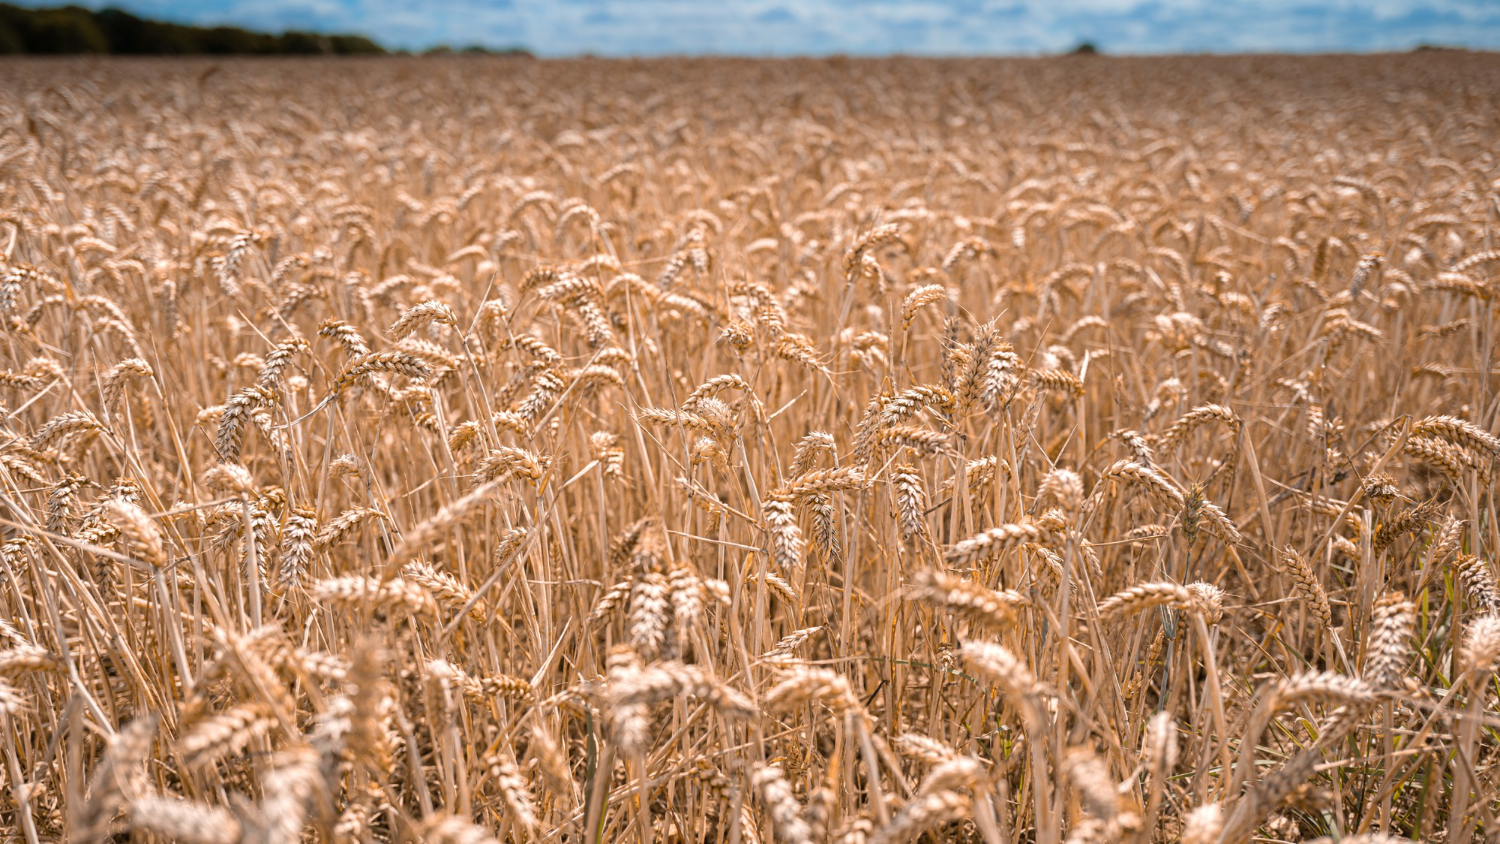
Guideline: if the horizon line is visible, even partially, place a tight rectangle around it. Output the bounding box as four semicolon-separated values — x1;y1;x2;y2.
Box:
3;46;1495;59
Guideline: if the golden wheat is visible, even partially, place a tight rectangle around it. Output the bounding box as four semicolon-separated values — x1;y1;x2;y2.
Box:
0;52;1496;844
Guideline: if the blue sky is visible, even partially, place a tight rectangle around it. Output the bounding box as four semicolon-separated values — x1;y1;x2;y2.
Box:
25;0;1500;55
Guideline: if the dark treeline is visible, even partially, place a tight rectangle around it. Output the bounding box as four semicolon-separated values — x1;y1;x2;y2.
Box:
0;4;386;54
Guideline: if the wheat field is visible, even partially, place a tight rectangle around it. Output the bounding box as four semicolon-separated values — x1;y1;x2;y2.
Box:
1;52;1499;843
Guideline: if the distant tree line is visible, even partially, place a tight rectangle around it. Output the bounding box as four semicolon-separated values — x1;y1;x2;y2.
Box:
0;4;387;54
